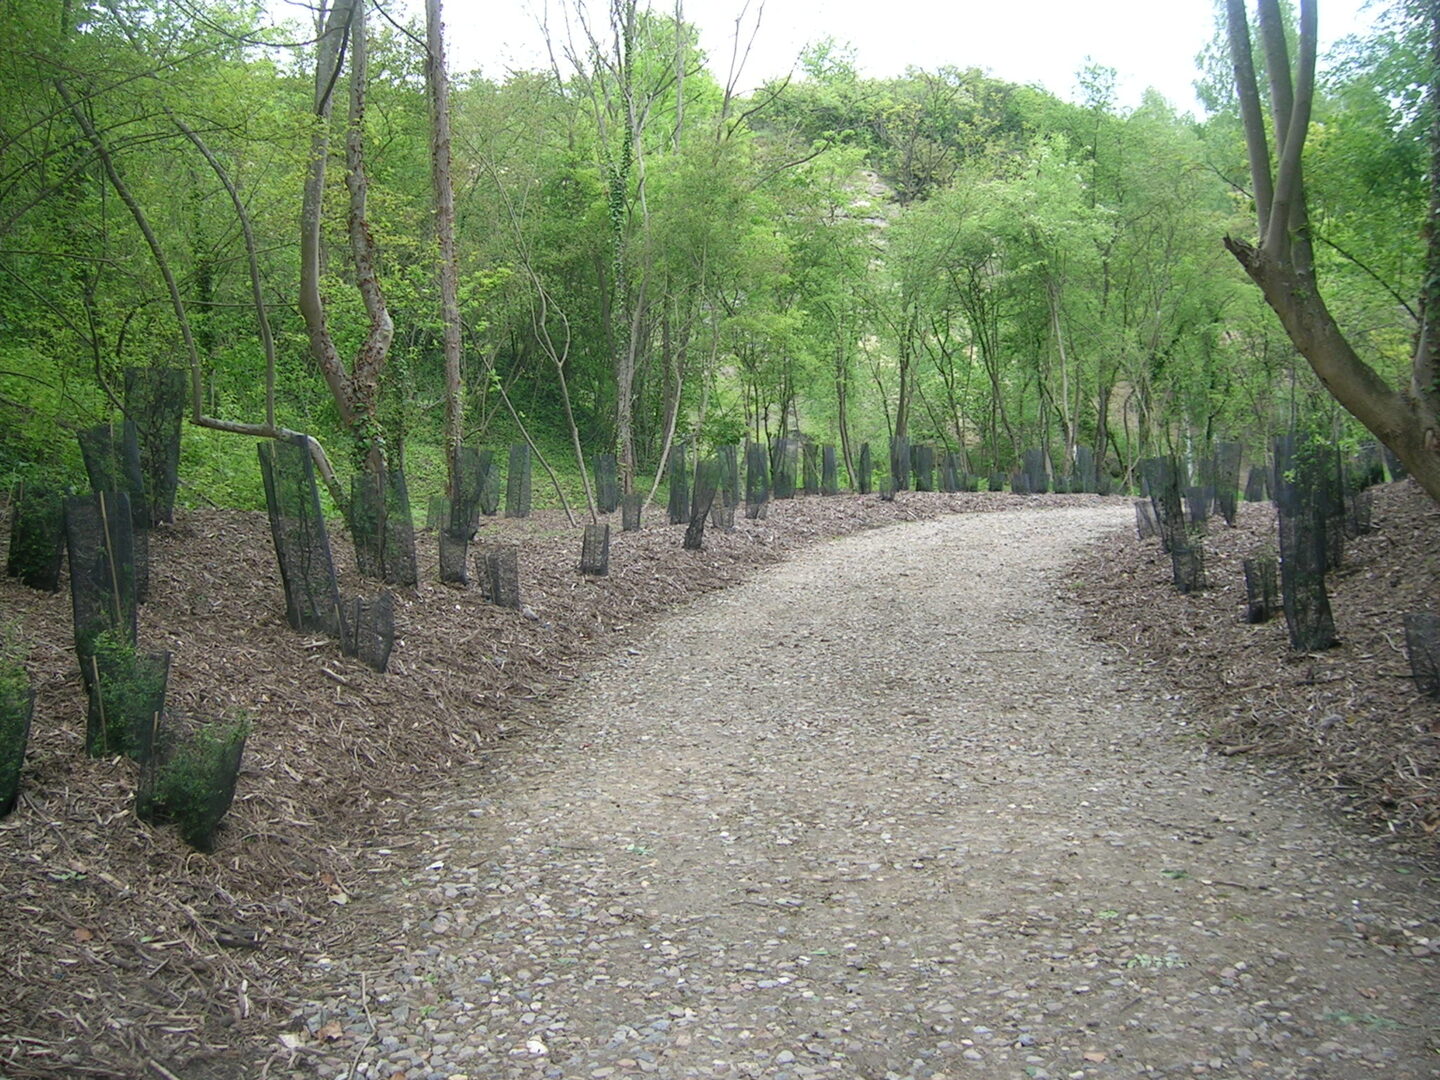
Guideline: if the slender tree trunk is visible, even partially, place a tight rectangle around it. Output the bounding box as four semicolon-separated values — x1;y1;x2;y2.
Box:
426;0;463;500
299;0;358;432
835;338;854;483
343;3;393;470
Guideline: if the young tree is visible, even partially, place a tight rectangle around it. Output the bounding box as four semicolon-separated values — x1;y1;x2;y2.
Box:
425;0;464;503
298;0;395;479
1223;0;1440;501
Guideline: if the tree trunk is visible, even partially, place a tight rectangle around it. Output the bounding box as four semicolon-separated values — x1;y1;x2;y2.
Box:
299;0;359;432
425;0;463;500
1226;237;1440;498
1224;0;1440;503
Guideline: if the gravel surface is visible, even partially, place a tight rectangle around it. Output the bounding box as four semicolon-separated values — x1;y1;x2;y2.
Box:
285;505;1439;1080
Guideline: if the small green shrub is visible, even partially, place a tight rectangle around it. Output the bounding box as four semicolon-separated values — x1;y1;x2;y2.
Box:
0;638;34;815
85;629;168;758
6;484;65;591
137;714;249;852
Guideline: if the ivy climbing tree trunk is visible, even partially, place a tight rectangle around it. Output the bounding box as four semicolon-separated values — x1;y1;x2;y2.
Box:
1224;0;1440;503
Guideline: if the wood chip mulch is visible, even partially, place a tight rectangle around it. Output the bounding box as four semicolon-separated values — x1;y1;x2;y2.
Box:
3;482;1435;1079
1069;479;1440;849
0;488;1089;1080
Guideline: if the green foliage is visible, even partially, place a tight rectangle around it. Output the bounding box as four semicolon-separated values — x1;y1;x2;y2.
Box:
140;715;249;852
0;0;1422;509
86;629;168;759
0;629;33;815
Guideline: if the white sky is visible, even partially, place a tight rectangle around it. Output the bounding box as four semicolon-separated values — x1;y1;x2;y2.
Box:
432;0;1383;115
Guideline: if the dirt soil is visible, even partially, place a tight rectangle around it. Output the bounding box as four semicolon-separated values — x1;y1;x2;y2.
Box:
0;484;1435;1080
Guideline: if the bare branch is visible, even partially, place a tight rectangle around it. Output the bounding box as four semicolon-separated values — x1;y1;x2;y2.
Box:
169;113;279;429
56;79;203;408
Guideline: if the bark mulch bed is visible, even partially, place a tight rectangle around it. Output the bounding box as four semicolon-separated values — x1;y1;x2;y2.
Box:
1070;479;1440;847
0;488;1088;1080
4;481;1435;1079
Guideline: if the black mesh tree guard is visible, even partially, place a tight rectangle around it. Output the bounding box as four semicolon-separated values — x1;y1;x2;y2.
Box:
1308;442;1346;573
685;459;720;550
1140;456;1185;555
479;450;500;516
580;524;610;575
350;466;418;586
719;444;741;507
1403;613;1440;699
745;441;770;518
136;709;248;852
1244;465;1269;502
451;446;484;538
1343;487;1374;539
913;444;936;492
1010;471;1030;495
1185;485;1211;527
595;453;619;514
889;435;910;492
802;443;820;495
1273;433;1339;651
1134;500;1157;540
621;493;642;531
485;547;521;609
1074;445;1098;493
257;437;342;636
77;422;151;602
7;482;65;591
1243;556;1278;624
438;528;469;585
122;367;185;525
1213;442;1243;525
77;422;146;510
1169;529;1207;594
857;442;873;495
1381;444;1408;481
341;591;395;672
425;495;448;531
1350;442;1384;490
65;492;138;675
0;683;34;817
1023;448;1048;494
1254;560;1284;625
439;447;483;586
667;444;691;523
772;438;798;500
85;642;169;759
505;444;533;518
988;471;1007;492
940;452;960;493
710;499;736;530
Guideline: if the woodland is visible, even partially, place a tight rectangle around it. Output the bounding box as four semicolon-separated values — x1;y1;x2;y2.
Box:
2;2;1440;1076
0;0;1435;514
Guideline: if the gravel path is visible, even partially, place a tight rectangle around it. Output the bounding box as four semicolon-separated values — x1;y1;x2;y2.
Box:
291;505;1439;1080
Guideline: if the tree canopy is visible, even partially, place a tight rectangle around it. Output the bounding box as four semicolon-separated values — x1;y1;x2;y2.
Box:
0;0;1432;504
